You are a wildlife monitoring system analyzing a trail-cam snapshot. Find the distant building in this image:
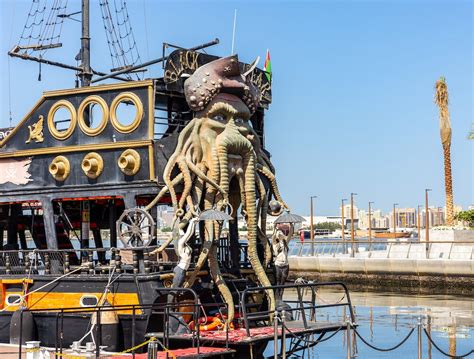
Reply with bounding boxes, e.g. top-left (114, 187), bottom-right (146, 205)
top-left (340, 204), bottom-right (358, 229)
top-left (419, 207), bottom-right (445, 227)
top-left (358, 209), bottom-right (389, 229)
top-left (388, 208), bottom-right (417, 228)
